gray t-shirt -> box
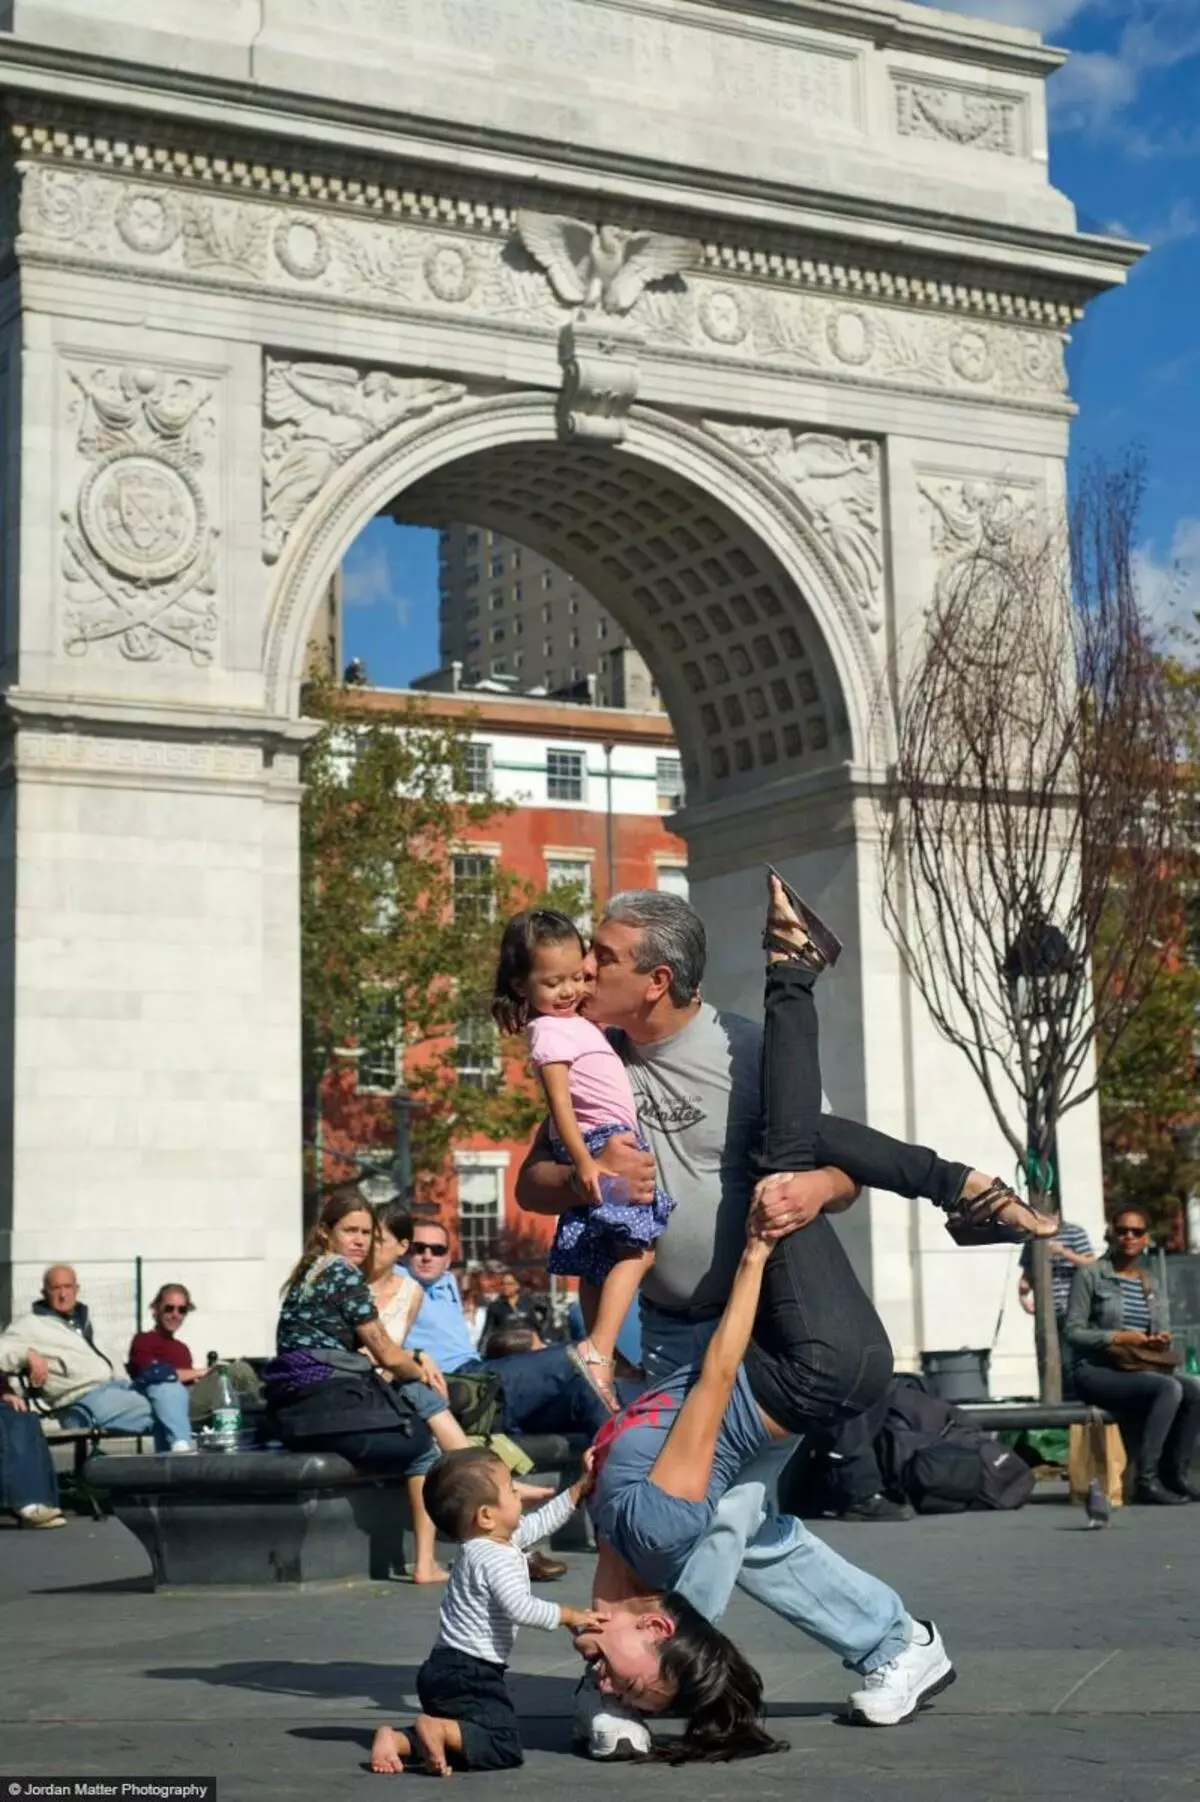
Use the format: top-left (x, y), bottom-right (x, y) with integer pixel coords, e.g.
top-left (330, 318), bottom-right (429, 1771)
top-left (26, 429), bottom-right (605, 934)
top-left (613, 1004), bottom-right (763, 1314)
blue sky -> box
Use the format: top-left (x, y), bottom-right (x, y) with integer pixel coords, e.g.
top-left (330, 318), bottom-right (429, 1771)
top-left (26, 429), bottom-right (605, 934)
top-left (341, 0), bottom-right (1200, 687)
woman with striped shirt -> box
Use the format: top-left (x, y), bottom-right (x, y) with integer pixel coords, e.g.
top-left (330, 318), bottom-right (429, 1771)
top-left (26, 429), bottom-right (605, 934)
top-left (1065, 1206), bottom-right (1200, 1505)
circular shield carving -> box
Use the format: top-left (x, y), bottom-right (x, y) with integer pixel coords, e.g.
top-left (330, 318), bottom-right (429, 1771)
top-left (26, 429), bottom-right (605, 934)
top-left (423, 242), bottom-right (475, 303)
top-left (949, 328), bottom-right (994, 384)
top-left (79, 451), bottom-right (204, 581)
top-left (827, 308), bottom-right (873, 366)
top-left (274, 215), bottom-right (331, 281)
top-left (699, 288), bottom-right (749, 346)
top-left (114, 189), bottom-right (181, 256)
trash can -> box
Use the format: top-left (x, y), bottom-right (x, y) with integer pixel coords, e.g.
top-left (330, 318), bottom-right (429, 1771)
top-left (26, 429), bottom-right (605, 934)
top-left (921, 1348), bottom-right (991, 1404)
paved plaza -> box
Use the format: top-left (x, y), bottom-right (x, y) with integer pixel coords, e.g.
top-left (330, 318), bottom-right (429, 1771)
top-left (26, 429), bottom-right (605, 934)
top-left (3, 1490), bottom-right (1199, 1802)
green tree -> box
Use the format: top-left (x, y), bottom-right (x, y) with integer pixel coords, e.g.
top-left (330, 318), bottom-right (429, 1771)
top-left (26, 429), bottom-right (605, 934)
top-left (300, 679), bottom-right (543, 1189)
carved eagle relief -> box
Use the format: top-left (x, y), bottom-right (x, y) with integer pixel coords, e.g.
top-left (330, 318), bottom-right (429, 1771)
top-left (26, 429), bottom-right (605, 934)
top-left (515, 210), bottom-right (703, 315)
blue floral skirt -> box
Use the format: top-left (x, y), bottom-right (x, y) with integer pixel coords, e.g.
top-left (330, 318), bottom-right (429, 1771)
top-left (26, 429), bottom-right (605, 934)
top-left (546, 1121), bottom-right (675, 1286)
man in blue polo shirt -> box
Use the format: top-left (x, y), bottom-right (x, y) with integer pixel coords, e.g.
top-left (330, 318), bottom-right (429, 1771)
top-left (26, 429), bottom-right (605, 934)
top-left (402, 1222), bottom-right (608, 1439)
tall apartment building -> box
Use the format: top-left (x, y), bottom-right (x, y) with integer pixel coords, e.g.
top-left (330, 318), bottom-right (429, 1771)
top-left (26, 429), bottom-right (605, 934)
top-left (436, 524), bottom-right (663, 710)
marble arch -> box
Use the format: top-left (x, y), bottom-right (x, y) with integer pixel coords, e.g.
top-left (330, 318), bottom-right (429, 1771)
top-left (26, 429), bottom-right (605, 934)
top-left (0, 0), bottom-right (1136, 1379)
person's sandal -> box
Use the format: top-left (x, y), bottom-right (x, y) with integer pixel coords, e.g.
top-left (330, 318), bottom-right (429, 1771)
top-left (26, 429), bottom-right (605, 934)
top-left (944, 1177), bottom-right (1060, 1246)
top-left (567, 1340), bottom-right (620, 1413)
top-left (763, 864), bottom-right (842, 971)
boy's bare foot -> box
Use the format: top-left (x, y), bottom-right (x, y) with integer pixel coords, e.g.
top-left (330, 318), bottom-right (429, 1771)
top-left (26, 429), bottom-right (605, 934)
top-left (414, 1715), bottom-right (453, 1777)
top-left (370, 1725), bottom-right (408, 1773)
top-left (514, 1481), bottom-right (555, 1504)
top-left (411, 1562), bottom-right (450, 1585)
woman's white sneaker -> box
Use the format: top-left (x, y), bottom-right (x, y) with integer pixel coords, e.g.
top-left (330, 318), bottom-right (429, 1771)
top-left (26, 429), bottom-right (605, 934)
top-left (573, 1674), bottom-right (652, 1760)
top-left (846, 1620), bottom-right (955, 1726)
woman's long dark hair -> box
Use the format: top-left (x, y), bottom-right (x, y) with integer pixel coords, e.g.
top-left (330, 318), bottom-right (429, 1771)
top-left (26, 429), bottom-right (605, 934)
top-left (652, 1592), bottom-right (788, 1764)
top-left (491, 907), bottom-right (586, 1035)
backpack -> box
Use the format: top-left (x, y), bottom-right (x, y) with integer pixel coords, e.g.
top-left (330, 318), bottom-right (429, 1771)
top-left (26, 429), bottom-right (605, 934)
top-left (446, 1370), bottom-right (506, 1438)
top-left (879, 1378), bottom-right (1035, 1515)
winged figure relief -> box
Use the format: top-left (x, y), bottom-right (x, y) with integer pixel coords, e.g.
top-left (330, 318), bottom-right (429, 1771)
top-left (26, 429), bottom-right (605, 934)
top-left (515, 210), bottom-right (703, 315)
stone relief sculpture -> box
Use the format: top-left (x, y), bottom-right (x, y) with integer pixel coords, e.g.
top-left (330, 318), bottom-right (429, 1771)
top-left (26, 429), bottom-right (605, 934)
top-left (918, 476), bottom-right (1042, 609)
top-left (61, 364), bottom-right (219, 664)
top-left (262, 360), bottom-right (467, 561)
top-left (705, 423), bottom-right (885, 633)
top-left (514, 211), bottom-right (703, 315)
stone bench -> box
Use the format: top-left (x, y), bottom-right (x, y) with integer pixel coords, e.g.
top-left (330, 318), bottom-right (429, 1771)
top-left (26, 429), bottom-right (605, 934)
top-left (83, 1433), bottom-right (590, 1589)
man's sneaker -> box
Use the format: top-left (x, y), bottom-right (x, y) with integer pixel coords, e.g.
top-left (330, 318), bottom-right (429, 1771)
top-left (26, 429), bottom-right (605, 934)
top-left (839, 1493), bottom-right (915, 1523)
top-left (573, 1673), bottom-right (652, 1761)
top-left (846, 1620), bottom-right (955, 1726)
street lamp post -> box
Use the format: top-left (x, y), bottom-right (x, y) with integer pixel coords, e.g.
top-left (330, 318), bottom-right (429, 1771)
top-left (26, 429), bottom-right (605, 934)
top-left (1002, 913), bottom-right (1078, 1402)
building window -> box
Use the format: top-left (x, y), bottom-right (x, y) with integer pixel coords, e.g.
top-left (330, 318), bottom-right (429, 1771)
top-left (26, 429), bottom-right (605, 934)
top-left (542, 638), bottom-right (553, 658)
top-left (514, 581), bottom-right (523, 603)
top-left (513, 651), bottom-right (524, 670)
top-left (453, 852), bottom-right (496, 921)
top-left (569, 598), bottom-right (580, 615)
top-left (467, 630), bottom-right (481, 651)
top-left (511, 549), bottom-right (522, 570)
top-left (542, 604), bottom-right (553, 624)
top-left (465, 530), bottom-right (479, 552)
top-left (490, 591), bottom-right (505, 611)
top-left (546, 857), bottom-right (593, 928)
top-left (456, 1016), bottom-right (500, 1090)
top-left (456, 1159), bottom-right (504, 1264)
top-left (355, 995), bottom-right (399, 1093)
top-left (569, 628), bottom-right (580, 649)
top-left (547, 748), bottom-right (585, 803)
top-left (464, 664), bottom-right (480, 683)
top-left (464, 566), bottom-right (478, 588)
top-left (541, 570), bottom-right (553, 591)
top-left (570, 665), bottom-right (581, 683)
top-left (657, 864), bottom-right (690, 900)
top-left (513, 618), bottom-right (523, 637)
top-left (463, 742), bottom-right (492, 796)
top-left (490, 623), bottom-right (505, 643)
top-left (597, 618), bottom-right (608, 639)
top-left (490, 554), bottom-right (504, 578)
top-left (491, 657), bottom-right (507, 676)
top-left (656, 755), bottom-right (685, 809)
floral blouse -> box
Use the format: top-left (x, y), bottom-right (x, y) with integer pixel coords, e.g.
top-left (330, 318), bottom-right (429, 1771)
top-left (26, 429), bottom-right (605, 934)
top-left (276, 1254), bottom-right (377, 1355)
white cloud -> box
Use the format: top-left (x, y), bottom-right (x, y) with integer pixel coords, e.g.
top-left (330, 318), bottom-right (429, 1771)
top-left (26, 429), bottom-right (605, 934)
top-left (1046, 5), bottom-right (1200, 139)
top-left (1136, 517), bottom-right (1200, 643)
top-left (340, 540), bottom-right (411, 627)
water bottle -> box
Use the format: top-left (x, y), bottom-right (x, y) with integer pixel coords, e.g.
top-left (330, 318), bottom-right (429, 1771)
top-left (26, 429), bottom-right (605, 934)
top-left (211, 1362), bottom-right (242, 1450)
top-left (1186, 1344), bottom-right (1200, 1377)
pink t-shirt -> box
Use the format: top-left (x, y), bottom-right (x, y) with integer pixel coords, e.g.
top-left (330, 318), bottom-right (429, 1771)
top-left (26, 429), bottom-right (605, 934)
top-left (525, 1013), bottom-right (638, 1134)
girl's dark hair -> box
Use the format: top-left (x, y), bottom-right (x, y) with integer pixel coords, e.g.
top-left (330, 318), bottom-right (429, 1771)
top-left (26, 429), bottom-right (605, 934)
top-left (375, 1202), bottom-right (414, 1247)
top-left (282, 1185), bottom-right (376, 1295)
top-left (652, 1592), bottom-right (789, 1764)
top-left (491, 908), bottom-right (586, 1035)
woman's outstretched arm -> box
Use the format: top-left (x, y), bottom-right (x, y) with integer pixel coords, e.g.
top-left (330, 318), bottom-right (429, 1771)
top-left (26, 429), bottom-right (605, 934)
top-left (647, 1214), bottom-right (776, 1504)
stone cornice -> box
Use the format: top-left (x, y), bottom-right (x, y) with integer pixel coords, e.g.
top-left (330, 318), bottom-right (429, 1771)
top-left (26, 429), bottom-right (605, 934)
top-left (692, 0), bottom-right (1067, 74)
top-left (0, 688), bottom-right (320, 751)
top-left (3, 107), bottom-right (1133, 327)
top-left (0, 58), bottom-right (1139, 307)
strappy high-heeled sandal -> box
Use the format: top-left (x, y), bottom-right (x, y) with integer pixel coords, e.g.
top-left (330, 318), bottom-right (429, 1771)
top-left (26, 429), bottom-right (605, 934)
top-left (763, 864), bottom-right (843, 971)
top-left (567, 1340), bottom-right (620, 1413)
top-left (944, 1177), bottom-right (1060, 1246)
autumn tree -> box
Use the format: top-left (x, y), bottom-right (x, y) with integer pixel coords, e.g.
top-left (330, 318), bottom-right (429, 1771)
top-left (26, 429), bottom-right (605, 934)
top-left (300, 679), bottom-right (545, 1201)
top-left (879, 458), bottom-right (1196, 1399)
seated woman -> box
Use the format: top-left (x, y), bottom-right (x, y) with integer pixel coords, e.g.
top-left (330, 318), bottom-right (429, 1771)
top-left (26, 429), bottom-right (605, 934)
top-left (127, 1284), bottom-right (261, 1427)
top-left (570, 878), bottom-right (955, 1759)
top-left (1065, 1206), bottom-right (1200, 1506)
top-left (264, 1189), bottom-right (470, 1478)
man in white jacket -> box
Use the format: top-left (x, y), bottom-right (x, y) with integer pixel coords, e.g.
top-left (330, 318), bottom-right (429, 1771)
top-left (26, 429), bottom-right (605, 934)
top-left (0, 1266), bottom-right (194, 1451)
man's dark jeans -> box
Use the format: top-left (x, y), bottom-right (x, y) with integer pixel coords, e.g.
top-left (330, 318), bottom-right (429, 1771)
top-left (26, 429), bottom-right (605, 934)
top-left (458, 1345), bottom-right (610, 1439)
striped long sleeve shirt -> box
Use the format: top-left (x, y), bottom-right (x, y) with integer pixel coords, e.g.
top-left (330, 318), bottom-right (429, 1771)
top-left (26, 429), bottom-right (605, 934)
top-left (435, 1488), bottom-right (579, 1665)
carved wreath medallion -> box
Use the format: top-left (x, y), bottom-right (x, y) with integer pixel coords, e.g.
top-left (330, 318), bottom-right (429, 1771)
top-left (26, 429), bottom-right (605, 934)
top-left (79, 450), bottom-right (205, 582)
top-left (423, 242), bottom-right (476, 303)
top-left (114, 189), bottom-right (181, 256)
top-left (274, 214), bottom-right (331, 280)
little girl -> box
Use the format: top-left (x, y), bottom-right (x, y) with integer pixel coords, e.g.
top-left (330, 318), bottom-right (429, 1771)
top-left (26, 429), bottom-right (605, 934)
top-left (491, 908), bottom-right (674, 1410)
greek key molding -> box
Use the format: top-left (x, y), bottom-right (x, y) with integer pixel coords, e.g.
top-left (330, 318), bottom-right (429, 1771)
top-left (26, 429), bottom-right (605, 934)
top-left (894, 78), bottom-right (1022, 157)
top-left (14, 730), bottom-right (262, 781)
top-left (59, 360), bottom-right (221, 665)
top-left (12, 121), bottom-right (1082, 330)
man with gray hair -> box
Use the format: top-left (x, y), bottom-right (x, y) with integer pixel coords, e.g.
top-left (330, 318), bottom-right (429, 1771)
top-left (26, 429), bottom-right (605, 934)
top-left (518, 885), bottom-right (1026, 1747)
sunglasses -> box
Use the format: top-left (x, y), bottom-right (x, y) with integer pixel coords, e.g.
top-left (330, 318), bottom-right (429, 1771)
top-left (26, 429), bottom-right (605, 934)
top-left (159, 1303), bottom-right (189, 1315)
top-left (1112, 1226), bottom-right (1147, 1238)
top-left (410, 1241), bottom-right (449, 1257)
